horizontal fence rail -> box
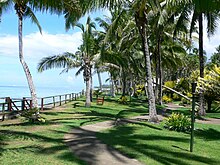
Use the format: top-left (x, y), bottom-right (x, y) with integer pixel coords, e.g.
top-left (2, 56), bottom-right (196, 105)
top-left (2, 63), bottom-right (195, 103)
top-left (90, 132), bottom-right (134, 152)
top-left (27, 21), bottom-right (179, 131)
top-left (0, 91), bottom-right (83, 121)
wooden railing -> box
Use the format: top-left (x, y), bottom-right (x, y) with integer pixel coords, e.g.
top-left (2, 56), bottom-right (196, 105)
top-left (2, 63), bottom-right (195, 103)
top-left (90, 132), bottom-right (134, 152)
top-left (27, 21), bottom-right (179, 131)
top-left (0, 91), bottom-right (83, 121)
top-left (40, 92), bottom-right (82, 110)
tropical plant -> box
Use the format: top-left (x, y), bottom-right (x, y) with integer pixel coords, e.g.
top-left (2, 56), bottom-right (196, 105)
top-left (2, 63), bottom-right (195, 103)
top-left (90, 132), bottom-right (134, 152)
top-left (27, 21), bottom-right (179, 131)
top-left (199, 65), bottom-right (220, 112)
top-left (164, 113), bottom-right (191, 132)
top-left (118, 96), bottom-right (128, 104)
top-left (208, 45), bottom-right (220, 67)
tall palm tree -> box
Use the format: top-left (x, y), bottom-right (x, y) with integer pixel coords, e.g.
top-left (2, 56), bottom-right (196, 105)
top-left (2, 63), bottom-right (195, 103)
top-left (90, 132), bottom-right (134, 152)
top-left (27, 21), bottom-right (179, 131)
top-left (0, 0), bottom-right (43, 107)
top-left (0, 0), bottom-right (80, 108)
top-left (38, 17), bottom-right (97, 107)
top-left (93, 1), bottom-right (160, 122)
top-left (168, 0), bottom-right (220, 116)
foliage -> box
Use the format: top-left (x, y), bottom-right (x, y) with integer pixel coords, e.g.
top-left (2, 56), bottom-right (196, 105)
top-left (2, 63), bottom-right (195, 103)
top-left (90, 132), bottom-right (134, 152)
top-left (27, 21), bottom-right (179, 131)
top-left (135, 84), bottom-right (146, 97)
top-left (93, 89), bottom-right (103, 98)
top-left (21, 108), bottom-right (45, 123)
top-left (179, 98), bottom-right (191, 106)
top-left (118, 96), bottom-right (128, 104)
top-left (199, 65), bottom-right (220, 98)
top-left (164, 113), bottom-right (190, 132)
top-left (209, 45), bottom-right (220, 67)
top-left (172, 93), bottom-right (181, 101)
top-left (164, 81), bottom-right (176, 89)
top-left (162, 95), bottom-right (172, 103)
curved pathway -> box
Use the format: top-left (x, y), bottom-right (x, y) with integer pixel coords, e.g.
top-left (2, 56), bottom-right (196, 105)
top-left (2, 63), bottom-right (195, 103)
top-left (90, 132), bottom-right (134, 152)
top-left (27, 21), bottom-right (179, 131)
top-left (64, 120), bottom-right (144, 165)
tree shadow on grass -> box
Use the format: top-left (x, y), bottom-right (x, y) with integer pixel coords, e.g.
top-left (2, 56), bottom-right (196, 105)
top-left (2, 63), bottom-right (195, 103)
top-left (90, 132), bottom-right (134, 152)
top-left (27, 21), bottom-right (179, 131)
top-left (195, 128), bottom-right (220, 141)
top-left (0, 129), bottom-right (86, 164)
top-left (96, 125), bottom-right (218, 165)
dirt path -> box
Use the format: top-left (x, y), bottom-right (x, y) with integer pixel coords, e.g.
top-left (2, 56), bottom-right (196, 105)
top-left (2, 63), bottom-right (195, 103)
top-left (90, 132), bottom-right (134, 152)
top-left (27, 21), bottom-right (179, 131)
top-left (64, 120), bottom-right (144, 165)
top-left (196, 118), bottom-right (220, 125)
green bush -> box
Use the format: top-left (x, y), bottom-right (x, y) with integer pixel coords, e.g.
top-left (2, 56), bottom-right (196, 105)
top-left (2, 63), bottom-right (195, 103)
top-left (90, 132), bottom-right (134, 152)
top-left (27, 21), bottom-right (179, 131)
top-left (93, 89), bottom-right (102, 98)
top-left (162, 95), bottom-right (172, 103)
top-left (21, 108), bottom-right (46, 123)
top-left (118, 96), bottom-right (128, 104)
top-left (164, 113), bottom-right (190, 132)
top-left (179, 97), bottom-right (191, 106)
top-left (135, 85), bottom-right (146, 95)
top-left (172, 93), bottom-right (181, 101)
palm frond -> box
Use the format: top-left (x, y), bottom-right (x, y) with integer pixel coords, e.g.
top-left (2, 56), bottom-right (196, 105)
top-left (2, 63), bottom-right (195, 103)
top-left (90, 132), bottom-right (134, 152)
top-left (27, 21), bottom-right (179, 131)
top-left (37, 52), bottom-right (78, 72)
top-left (24, 6), bottom-right (42, 33)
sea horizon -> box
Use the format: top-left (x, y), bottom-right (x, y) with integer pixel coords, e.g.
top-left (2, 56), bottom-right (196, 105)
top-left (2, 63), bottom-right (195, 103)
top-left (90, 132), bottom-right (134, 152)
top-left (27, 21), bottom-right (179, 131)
top-left (0, 85), bottom-right (83, 99)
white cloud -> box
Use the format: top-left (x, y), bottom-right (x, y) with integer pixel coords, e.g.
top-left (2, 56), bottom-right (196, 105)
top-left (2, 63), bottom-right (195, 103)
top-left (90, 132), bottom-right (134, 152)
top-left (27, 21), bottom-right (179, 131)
top-left (0, 31), bottom-right (82, 61)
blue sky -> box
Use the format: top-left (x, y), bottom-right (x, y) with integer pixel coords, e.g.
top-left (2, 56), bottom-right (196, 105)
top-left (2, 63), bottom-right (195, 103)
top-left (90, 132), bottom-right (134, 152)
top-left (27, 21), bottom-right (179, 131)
top-left (0, 9), bottom-right (110, 92)
top-left (0, 8), bottom-right (220, 93)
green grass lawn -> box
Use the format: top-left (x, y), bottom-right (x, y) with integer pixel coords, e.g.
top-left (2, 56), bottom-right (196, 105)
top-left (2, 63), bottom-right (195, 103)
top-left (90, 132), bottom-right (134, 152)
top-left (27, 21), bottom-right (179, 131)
top-left (0, 97), bottom-right (147, 165)
top-left (0, 97), bottom-right (219, 165)
top-left (97, 122), bottom-right (220, 165)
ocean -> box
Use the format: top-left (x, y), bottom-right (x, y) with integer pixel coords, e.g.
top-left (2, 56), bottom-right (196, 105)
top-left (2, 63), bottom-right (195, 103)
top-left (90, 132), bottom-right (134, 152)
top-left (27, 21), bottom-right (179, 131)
top-left (0, 85), bottom-right (83, 111)
top-left (0, 85), bottom-right (82, 100)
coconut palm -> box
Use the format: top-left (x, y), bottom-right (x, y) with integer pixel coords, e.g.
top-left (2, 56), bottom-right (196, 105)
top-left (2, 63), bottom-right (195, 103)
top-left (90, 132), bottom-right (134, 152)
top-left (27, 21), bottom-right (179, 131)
top-left (168, 0), bottom-right (220, 116)
top-left (0, 0), bottom-right (82, 108)
top-left (38, 17), bottom-right (97, 107)
top-left (189, 0), bottom-right (220, 116)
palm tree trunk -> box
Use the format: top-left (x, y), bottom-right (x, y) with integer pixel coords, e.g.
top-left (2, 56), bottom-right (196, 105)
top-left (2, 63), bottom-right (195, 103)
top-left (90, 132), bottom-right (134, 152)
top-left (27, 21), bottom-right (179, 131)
top-left (97, 69), bottom-right (102, 91)
top-left (90, 67), bottom-right (93, 102)
top-left (135, 14), bottom-right (158, 122)
top-left (156, 32), bottom-right (163, 105)
top-left (122, 70), bottom-right (126, 96)
top-left (111, 76), bottom-right (116, 97)
top-left (198, 13), bottom-right (206, 116)
top-left (85, 76), bottom-right (91, 107)
top-left (18, 15), bottom-right (38, 108)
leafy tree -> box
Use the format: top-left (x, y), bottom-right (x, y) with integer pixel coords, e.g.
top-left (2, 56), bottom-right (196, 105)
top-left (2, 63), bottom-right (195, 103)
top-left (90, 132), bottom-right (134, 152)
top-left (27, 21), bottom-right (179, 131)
top-left (209, 45), bottom-right (220, 67)
top-left (199, 65), bottom-right (220, 112)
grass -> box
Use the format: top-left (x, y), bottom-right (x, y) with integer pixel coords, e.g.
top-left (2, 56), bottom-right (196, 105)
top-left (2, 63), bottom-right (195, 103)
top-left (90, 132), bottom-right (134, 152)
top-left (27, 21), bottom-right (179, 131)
top-left (0, 96), bottom-right (147, 165)
top-left (97, 121), bottom-right (220, 165)
top-left (0, 96), bottom-right (219, 165)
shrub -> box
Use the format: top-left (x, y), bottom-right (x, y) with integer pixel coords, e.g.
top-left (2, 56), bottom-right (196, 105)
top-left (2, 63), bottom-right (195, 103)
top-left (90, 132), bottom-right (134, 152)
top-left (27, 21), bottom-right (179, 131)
top-left (162, 95), bottom-right (172, 103)
top-left (118, 96), bottom-right (128, 104)
top-left (21, 108), bottom-right (46, 123)
top-left (180, 97), bottom-right (191, 106)
top-left (93, 89), bottom-right (102, 98)
top-left (164, 113), bottom-right (190, 132)
top-left (172, 93), bottom-right (181, 101)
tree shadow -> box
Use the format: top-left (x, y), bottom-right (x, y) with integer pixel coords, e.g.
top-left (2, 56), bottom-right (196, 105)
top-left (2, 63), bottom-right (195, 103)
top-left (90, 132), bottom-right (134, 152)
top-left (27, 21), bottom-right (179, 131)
top-left (0, 129), bottom-right (86, 164)
top-left (195, 128), bottom-right (220, 141)
top-left (96, 125), bottom-right (218, 165)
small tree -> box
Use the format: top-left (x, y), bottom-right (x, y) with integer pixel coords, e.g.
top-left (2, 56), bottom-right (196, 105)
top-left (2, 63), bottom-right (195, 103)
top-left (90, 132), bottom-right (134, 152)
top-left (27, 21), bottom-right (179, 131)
top-left (198, 65), bottom-right (220, 112)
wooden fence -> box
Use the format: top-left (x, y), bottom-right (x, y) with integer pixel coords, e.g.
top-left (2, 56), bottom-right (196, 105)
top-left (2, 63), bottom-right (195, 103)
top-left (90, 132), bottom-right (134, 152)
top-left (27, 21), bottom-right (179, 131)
top-left (0, 91), bottom-right (83, 121)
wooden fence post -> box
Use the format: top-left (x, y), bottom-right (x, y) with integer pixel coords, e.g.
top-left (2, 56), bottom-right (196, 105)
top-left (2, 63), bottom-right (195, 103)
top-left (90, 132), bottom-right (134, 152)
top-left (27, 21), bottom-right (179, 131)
top-left (53, 96), bottom-right (55, 107)
top-left (2, 103), bottom-right (5, 121)
top-left (71, 93), bottom-right (74, 101)
top-left (65, 95), bottom-right (67, 104)
top-left (22, 97), bottom-right (25, 110)
top-left (41, 98), bottom-right (44, 111)
top-left (59, 95), bottom-right (62, 106)
top-left (30, 100), bottom-right (33, 109)
top-left (6, 97), bottom-right (12, 111)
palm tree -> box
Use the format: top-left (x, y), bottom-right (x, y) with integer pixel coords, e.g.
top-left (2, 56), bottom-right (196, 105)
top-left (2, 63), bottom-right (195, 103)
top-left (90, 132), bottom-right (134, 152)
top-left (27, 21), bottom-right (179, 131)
top-left (0, 0), bottom-right (44, 108)
top-left (38, 17), bottom-right (97, 107)
top-left (188, 0), bottom-right (220, 116)
top-left (168, 0), bottom-right (220, 116)
top-left (0, 0), bottom-right (81, 108)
